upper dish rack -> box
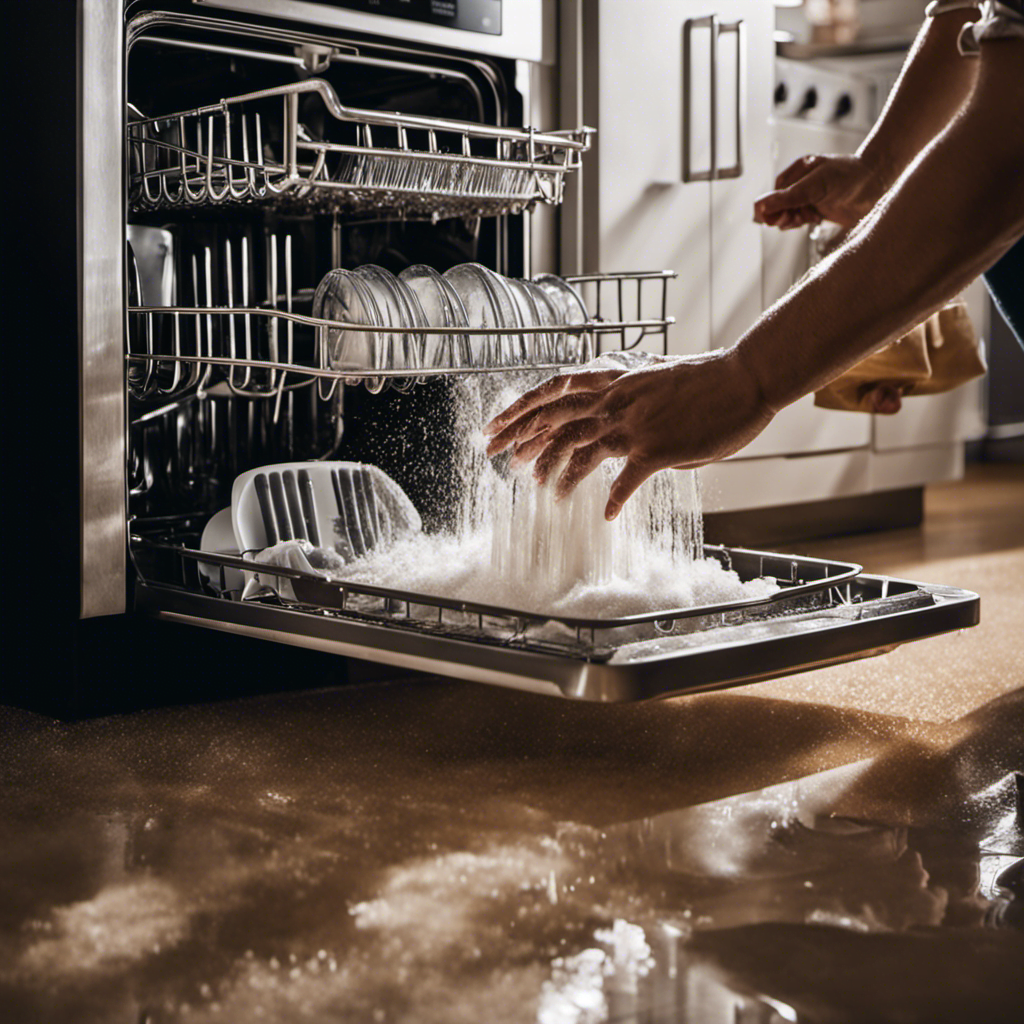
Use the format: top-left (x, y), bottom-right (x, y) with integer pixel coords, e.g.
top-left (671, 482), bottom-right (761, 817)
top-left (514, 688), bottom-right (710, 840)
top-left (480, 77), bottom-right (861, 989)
top-left (127, 79), bottom-right (594, 220)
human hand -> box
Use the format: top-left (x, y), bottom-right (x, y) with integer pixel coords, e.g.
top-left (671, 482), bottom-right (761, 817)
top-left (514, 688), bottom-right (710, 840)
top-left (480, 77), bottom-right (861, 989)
top-left (483, 350), bottom-right (775, 520)
top-left (863, 382), bottom-right (906, 414)
top-left (754, 153), bottom-right (888, 231)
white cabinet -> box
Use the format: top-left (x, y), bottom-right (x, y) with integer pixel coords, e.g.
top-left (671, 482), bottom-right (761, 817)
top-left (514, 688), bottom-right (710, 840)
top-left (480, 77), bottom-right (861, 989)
top-left (734, 109), bottom-right (872, 459)
top-left (566, 0), bottom-right (774, 358)
top-left (708, 0), bottom-right (773, 352)
top-left (561, 2), bottom-right (981, 518)
top-left (583, 0), bottom-right (712, 355)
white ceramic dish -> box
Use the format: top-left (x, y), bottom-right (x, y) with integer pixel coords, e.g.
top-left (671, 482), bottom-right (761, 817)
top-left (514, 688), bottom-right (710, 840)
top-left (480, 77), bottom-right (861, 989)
top-left (198, 506), bottom-right (244, 596)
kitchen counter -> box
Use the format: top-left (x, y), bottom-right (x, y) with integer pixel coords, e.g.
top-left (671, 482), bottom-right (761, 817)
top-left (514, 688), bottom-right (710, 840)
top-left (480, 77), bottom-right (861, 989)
top-left (2, 464), bottom-right (1022, 1023)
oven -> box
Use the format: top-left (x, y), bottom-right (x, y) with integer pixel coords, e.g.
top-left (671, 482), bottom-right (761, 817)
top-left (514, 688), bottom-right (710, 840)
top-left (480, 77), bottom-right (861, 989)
top-left (8, 0), bottom-right (979, 718)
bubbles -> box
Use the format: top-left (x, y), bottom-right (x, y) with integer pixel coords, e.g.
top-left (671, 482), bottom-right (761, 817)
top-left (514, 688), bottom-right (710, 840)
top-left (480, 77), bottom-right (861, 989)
top-left (325, 372), bottom-right (774, 619)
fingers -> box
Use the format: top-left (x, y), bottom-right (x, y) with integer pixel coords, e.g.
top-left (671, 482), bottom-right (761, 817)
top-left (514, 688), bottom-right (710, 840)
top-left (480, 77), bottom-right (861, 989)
top-left (554, 439), bottom-right (615, 500)
top-left (510, 426), bottom-right (550, 463)
top-left (774, 154), bottom-right (824, 192)
top-left (754, 169), bottom-right (828, 226)
top-left (483, 374), bottom-right (570, 437)
top-left (605, 458), bottom-right (653, 521)
top-left (531, 418), bottom-right (606, 485)
top-left (487, 412), bottom-right (545, 457)
top-left (865, 384), bottom-right (904, 415)
top-left (486, 390), bottom-right (606, 457)
top-left (763, 206), bottom-right (823, 230)
top-left (483, 368), bottom-right (622, 437)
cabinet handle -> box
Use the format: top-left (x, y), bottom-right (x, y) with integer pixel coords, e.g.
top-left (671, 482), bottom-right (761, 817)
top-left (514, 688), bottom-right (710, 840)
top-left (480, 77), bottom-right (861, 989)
top-left (683, 14), bottom-right (716, 183)
top-left (683, 15), bottom-right (744, 183)
top-left (715, 19), bottom-right (744, 180)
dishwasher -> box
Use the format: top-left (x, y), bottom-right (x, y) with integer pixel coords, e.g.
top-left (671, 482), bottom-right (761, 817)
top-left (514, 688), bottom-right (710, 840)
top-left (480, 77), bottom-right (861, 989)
top-left (18, 0), bottom-right (979, 715)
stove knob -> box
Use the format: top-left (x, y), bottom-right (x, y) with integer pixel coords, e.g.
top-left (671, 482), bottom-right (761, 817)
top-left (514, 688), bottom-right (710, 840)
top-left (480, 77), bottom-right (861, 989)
top-left (774, 81), bottom-right (788, 106)
top-left (833, 93), bottom-right (854, 121)
top-left (797, 87), bottom-right (818, 115)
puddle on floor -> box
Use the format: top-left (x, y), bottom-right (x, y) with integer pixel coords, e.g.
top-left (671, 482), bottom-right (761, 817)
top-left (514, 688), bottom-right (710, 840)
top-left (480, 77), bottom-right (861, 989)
top-left (1, 685), bottom-right (1021, 1023)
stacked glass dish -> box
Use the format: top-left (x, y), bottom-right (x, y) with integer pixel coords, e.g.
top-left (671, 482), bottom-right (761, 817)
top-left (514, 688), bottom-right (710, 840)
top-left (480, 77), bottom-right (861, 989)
top-left (312, 263), bottom-right (592, 391)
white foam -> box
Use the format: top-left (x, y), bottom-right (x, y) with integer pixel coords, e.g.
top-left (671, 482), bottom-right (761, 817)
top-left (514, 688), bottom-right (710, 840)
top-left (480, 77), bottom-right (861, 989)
top-left (326, 374), bottom-right (778, 620)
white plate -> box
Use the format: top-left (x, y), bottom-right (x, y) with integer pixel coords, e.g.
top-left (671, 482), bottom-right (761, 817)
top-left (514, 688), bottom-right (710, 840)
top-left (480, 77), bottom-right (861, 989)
top-left (198, 506), bottom-right (244, 596)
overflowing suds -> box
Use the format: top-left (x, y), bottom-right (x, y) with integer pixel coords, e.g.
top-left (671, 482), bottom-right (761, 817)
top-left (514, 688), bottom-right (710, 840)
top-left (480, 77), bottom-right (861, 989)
top-left (329, 372), bottom-right (776, 618)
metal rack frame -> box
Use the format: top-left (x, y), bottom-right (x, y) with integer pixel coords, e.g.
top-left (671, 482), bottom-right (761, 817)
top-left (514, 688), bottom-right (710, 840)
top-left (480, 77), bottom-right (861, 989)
top-left (128, 78), bottom-right (593, 219)
top-left (127, 230), bottom-right (677, 402)
top-left (129, 530), bottom-right (979, 700)
top-left (130, 533), bottom-right (862, 656)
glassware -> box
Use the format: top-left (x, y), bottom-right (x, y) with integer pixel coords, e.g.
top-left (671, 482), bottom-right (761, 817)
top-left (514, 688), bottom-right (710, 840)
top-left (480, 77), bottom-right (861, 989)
top-left (532, 273), bottom-right (591, 362)
top-left (443, 263), bottom-right (519, 369)
top-left (523, 280), bottom-right (561, 364)
top-left (312, 268), bottom-right (386, 393)
top-left (351, 265), bottom-right (427, 389)
top-left (505, 278), bottom-right (551, 364)
top-left (398, 265), bottom-right (472, 370)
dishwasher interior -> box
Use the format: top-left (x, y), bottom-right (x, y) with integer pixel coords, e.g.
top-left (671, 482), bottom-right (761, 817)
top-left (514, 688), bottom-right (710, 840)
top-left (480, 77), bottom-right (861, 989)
top-left (124, 10), bottom-right (979, 703)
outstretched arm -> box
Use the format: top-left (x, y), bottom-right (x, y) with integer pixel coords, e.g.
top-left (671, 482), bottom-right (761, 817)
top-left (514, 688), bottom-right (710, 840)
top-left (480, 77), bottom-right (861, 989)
top-left (486, 39), bottom-right (1024, 520)
top-left (754, 6), bottom-right (981, 230)
top-left (742, 39), bottom-right (1022, 412)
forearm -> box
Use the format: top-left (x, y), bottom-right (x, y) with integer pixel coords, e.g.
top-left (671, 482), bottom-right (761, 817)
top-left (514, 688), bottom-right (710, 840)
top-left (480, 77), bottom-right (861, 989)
top-left (857, 8), bottom-right (980, 187)
top-left (738, 43), bottom-right (1024, 414)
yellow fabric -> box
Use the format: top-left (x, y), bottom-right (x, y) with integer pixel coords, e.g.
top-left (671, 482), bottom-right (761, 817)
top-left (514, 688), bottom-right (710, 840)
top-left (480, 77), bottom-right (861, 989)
top-left (814, 302), bottom-right (987, 413)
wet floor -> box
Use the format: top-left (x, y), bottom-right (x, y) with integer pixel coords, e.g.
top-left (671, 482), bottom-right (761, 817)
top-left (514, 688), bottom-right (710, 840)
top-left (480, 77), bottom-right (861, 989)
top-left (2, 466), bottom-right (1022, 1023)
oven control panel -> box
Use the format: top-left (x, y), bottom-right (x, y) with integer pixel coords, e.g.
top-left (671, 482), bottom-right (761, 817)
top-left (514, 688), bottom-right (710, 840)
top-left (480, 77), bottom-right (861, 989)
top-left (305, 0), bottom-right (500, 35)
top-left (196, 0), bottom-right (549, 62)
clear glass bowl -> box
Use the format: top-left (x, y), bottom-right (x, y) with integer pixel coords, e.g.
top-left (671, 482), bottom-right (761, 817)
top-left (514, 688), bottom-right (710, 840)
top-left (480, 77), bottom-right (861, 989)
top-left (532, 273), bottom-right (592, 362)
top-left (443, 263), bottom-right (520, 368)
top-left (351, 265), bottom-right (427, 389)
top-left (398, 265), bottom-right (471, 370)
top-left (508, 278), bottom-right (559, 364)
top-left (312, 268), bottom-right (386, 393)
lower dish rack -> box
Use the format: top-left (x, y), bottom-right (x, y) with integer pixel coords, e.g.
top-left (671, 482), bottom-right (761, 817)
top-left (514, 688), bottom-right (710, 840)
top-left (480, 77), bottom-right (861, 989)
top-left (130, 531), bottom-right (980, 701)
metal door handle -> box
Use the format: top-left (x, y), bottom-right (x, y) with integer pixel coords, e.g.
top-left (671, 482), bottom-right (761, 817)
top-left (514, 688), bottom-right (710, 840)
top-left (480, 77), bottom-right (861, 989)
top-left (683, 15), bottom-right (744, 183)
top-left (683, 14), bottom-right (716, 183)
top-left (715, 19), bottom-right (744, 180)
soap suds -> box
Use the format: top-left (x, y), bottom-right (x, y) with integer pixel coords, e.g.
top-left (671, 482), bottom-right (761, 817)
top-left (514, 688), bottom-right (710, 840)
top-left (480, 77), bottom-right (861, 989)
top-left (325, 373), bottom-right (778, 619)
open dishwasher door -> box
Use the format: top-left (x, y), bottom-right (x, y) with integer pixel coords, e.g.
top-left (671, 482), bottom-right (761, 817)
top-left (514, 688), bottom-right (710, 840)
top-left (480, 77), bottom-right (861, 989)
top-left (134, 544), bottom-right (980, 702)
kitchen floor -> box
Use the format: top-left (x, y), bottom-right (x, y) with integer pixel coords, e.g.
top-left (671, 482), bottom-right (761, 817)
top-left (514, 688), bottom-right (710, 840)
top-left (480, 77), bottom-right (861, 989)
top-left (2, 464), bottom-right (1021, 1024)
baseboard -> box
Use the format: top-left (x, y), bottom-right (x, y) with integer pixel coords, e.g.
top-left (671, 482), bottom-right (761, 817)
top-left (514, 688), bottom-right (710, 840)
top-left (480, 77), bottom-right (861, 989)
top-left (703, 487), bottom-right (924, 548)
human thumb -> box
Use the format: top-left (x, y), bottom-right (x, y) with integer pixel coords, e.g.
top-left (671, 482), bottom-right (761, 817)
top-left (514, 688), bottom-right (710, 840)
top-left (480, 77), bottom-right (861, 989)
top-left (754, 176), bottom-right (821, 224)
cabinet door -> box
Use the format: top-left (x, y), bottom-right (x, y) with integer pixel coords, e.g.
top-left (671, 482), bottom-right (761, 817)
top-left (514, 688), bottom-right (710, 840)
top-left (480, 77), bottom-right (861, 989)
top-left (733, 116), bottom-right (872, 458)
top-left (588, 0), bottom-right (714, 356)
top-left (708, 0), bottom-right (774, 352)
